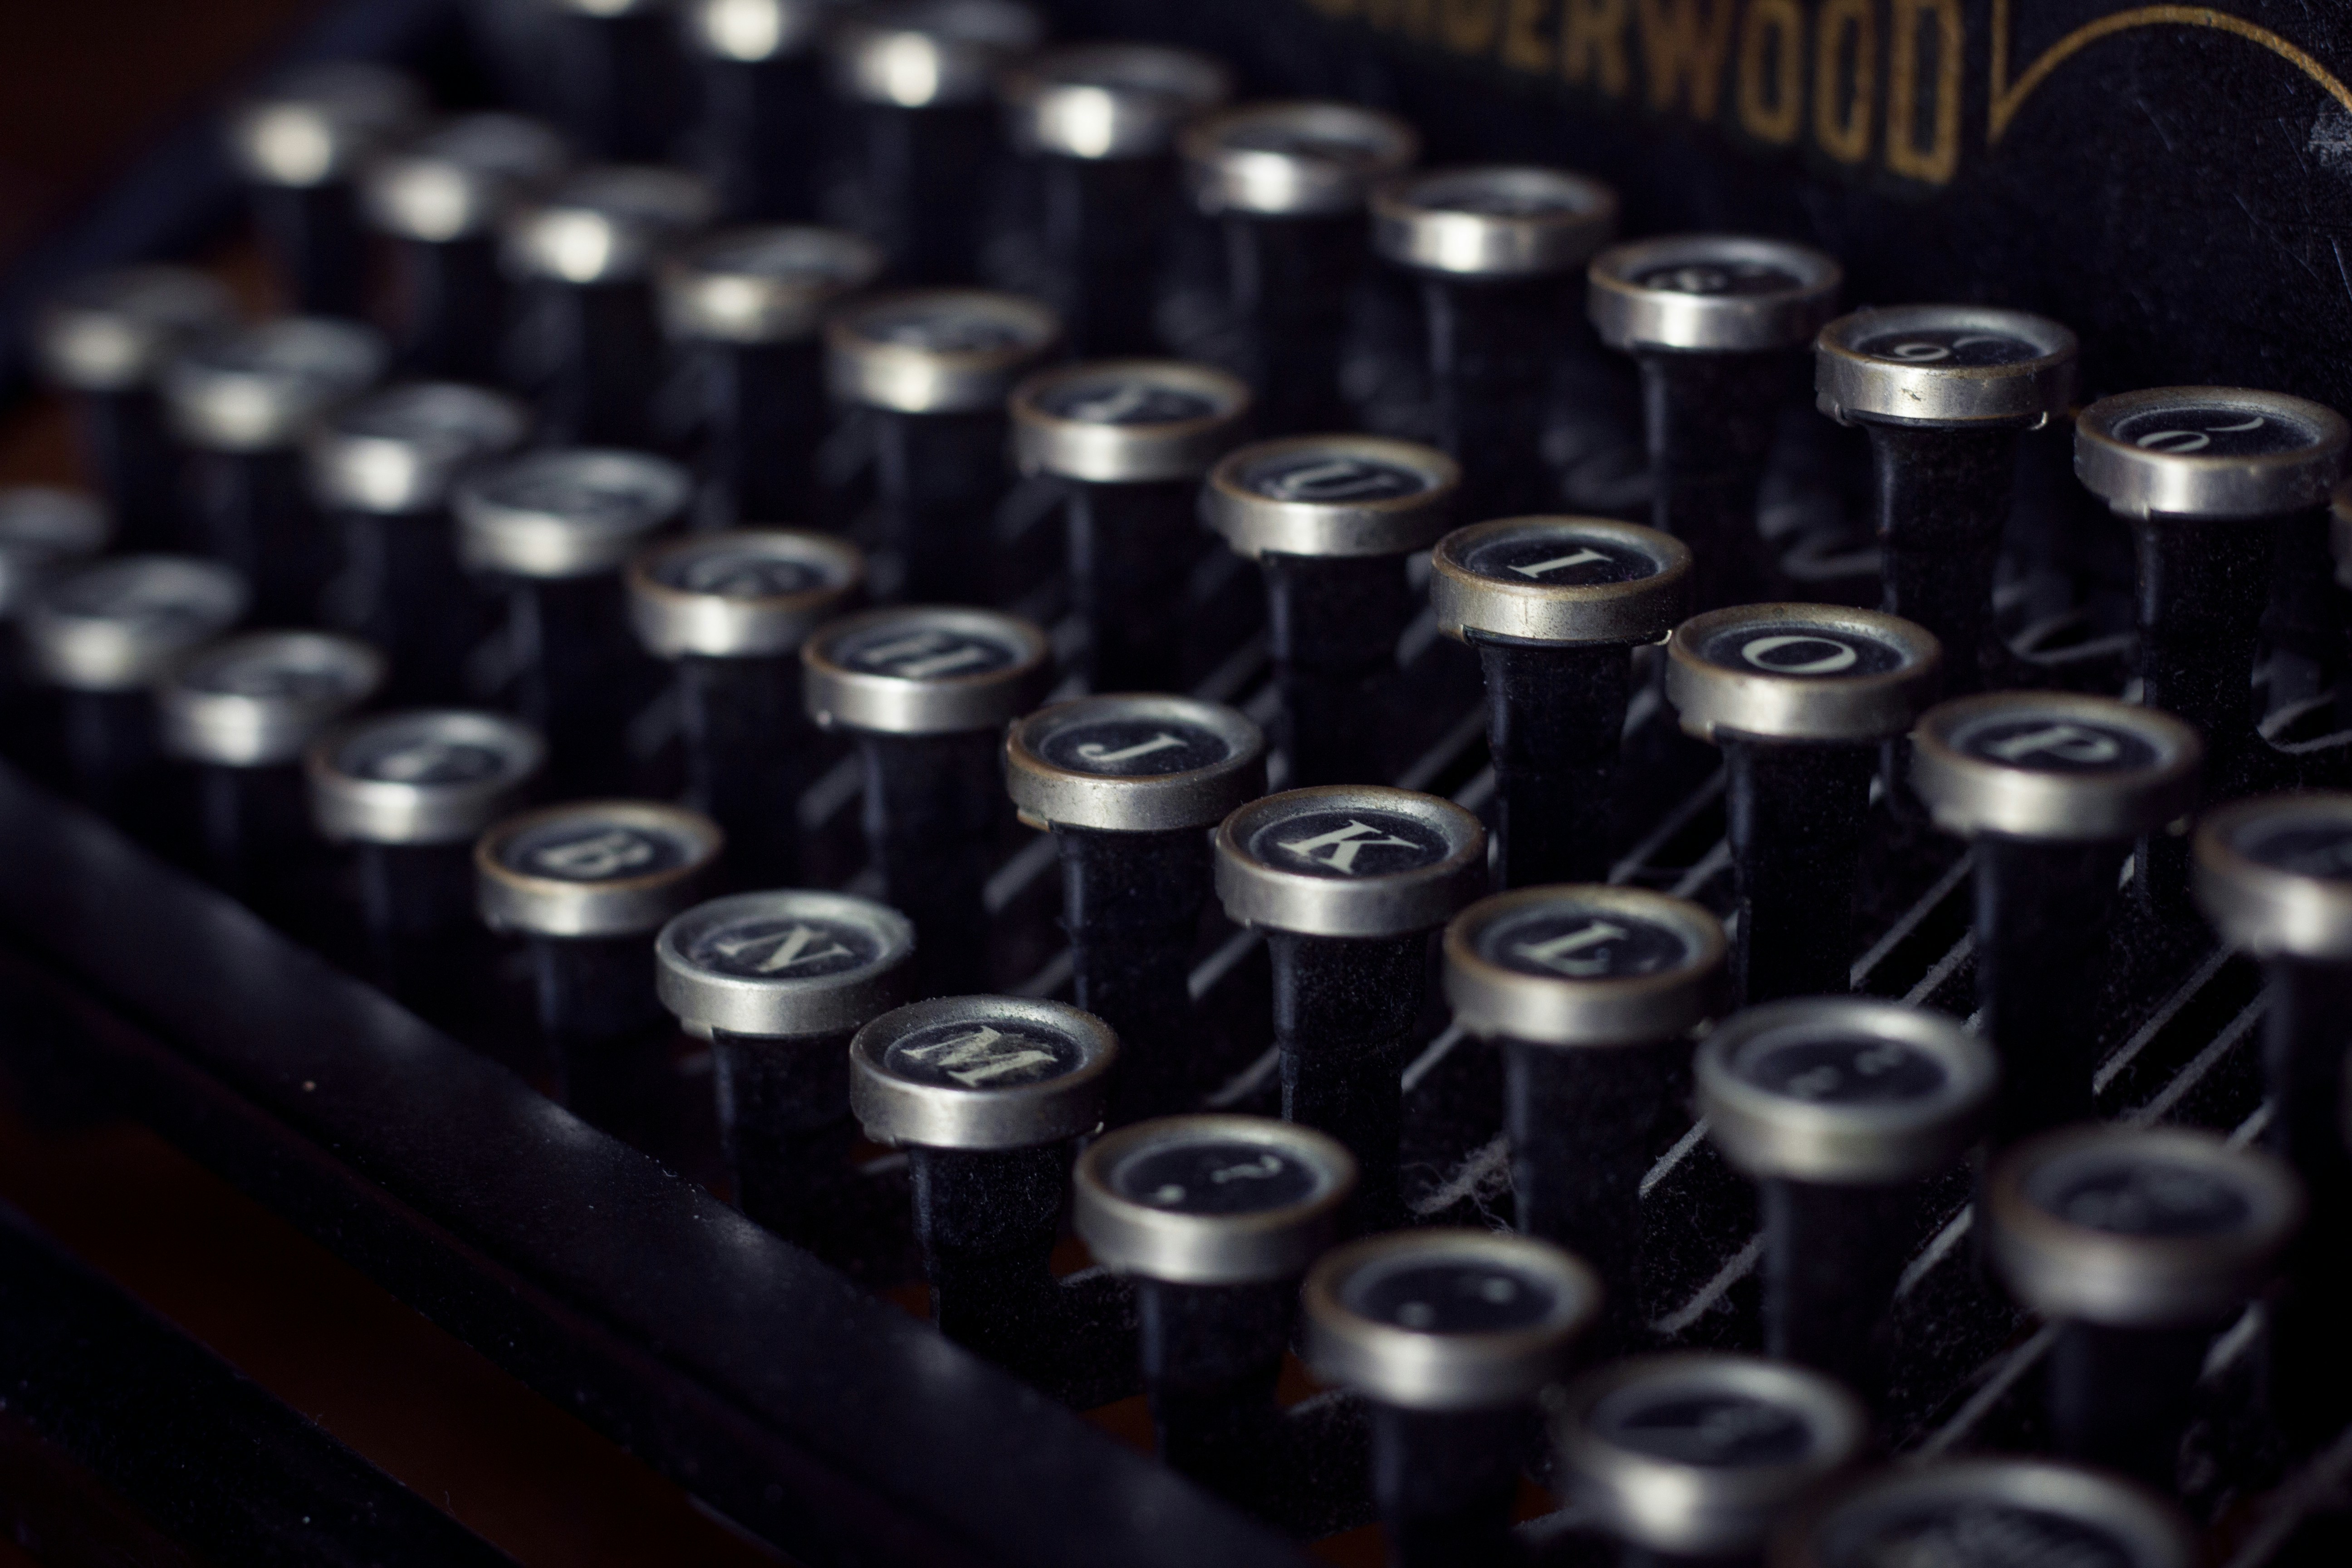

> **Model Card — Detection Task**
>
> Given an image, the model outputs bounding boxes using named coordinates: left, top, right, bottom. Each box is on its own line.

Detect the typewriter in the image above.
left=0, top=1, right=2348, bottom=1564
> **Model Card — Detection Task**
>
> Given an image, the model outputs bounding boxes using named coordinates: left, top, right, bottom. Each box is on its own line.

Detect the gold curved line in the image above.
left=1991, top=6, right=2352, bottom=143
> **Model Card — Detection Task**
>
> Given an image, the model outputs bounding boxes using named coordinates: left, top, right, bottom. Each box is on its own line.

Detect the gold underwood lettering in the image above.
left=1442, top=0, right=1503, bottom=54
left=1500, top=0, right=1556, bottom=72
left=1734, top=0, right=1805, bottom=144
left=1634, top=0, right=1738, bottom=120
left=1813, top=0, right=1877, bottom=164
left=1886, top=0, right=1963, bottom=181
left=1561, top=0, right=1631, bottom=97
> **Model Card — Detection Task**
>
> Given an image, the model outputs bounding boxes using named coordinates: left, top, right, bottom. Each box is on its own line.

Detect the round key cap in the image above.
left=1306, top=1229, right=1602, bottom=1565
left=1667, top=603, right=1940, bottom=1004
left=1008, top=694, right=1264, bottom=1120
left=1375, top=165, right=1618, bottom=517
left=1557, top=1352, right=1867, bottom=1562
left=541, top=0, right=687, bottom=162
left=1206, top=434, right=1459, bottom=787
left=1217, top=785, right=1485, bottom=1225
left=1434, top=516, right=1690, bottom=885
left=1182, top=99, right=1417, bottom=432
left=308, top=709, right=547, bottom=849
left=806, top=607, right=1052, bottom=995
left=830, top=0, right=1048, bottom=284
left=1590, top=235, right=1842, bottom=609
left=1775, top=1459, right=2195, bottom=1568
left=225, top=62, right=421, bottom=317
left=2077, top=387, right=2348, bottom=818
left=1815, top=305, right=2077, bottom=696
left=362, top=113, right=568, bottom=382
left=853, top=995, right=1116, bottom=1369
left=503, top=164, right=720, bottom=287
left=309, top=382, right=531, bottom=705
left=1012, top=359, right=1251, bottom=690
left=1002, top=43, right=1232, bottom=354
left=828, top=288, right=1062, bottom=603
left=629, top=529, right=864, bottom=883
left=1912, top=693, right=2200, bottom=1144
left=0, top=488, right=109, bottom=621
left=680, top=0, right=828, bottom=222
left=1074, top=1113, right=1355, bottom=1500
left=1698, top=998, right=1994, bottom=1400
left=660, top=225, right=883, bottom=526
left=1446, top=887, right=1725, bottom=1334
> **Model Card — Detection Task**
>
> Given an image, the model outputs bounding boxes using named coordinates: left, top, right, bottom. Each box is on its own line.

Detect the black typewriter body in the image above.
left=0, top=3, right=2349, bottom=1566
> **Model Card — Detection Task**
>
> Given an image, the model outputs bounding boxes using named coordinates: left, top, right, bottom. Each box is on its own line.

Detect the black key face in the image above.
left=882, top=1019, right=1083, bottom=1091
left=1037, top=716, right=1233, bottom=777
left=1220, top=123, right=1388, bottom=166
left=1477, top=905, right=1692, bottom=980
left=1249, top=808, right=1451, bottom=879
left=415, top=115, right=556, bottom=178
left=1110, top=1139, right=1324, bottom=1215
left=656, top=547, right=829, bottom=598
left=499, top=820, right=691, bottom=882
left=0, top=494, right=103, bottom=552
left=684, top=915, right=882, bottom=980
left=836, top=624, right=1021, bottom=681
left=1633, top=261, right=1805, bottom=297
left=186, top=647, right=367, bottom=702
left=2230, top=816, right=2352, bottom=881
left=1822, top=1503, right=2138, bottom=1568
left=1239, top=452, right=1434, bottom=505
left=335, top=386, right=497, bottom=446
left=2026, top=1153, right=2254, bottom=1239
left=1589, top=1386, right=1816, bottom=1468
left=1343, top=1258, right=1556, bottom=1334
left=1412, top=174, right=1593, bottom=218
left=199, top=328, right=373, bottom=383
left=2107, top=404, right=2326, bottom=458
left=1458, top=529, right=1657, bottom=588
left=1696, top=622, right=1908, bottom=679
left=697, top=231, right=867, bottom=283
left=1851, top=328, right=2045, bottom=367
left=1730, top=1030, right=1947, bottom=1106
left=50, top=568, right=225, bottom=627
left=341, top=732, right=510, bottom=786
left=857, top=306, right=1036, bottom=355
left=1946, top=714, right=2161, bottom=775
left=1031, top=377, right=1221, bottom=426
left=485, top=469, right=671, bottom=529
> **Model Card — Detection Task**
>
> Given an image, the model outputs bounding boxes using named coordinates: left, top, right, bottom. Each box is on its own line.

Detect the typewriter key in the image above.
left=628, top=528, right=866, bottom=884
left=309, top=382, right=531, bottom=706
left=1007, top=694, right=1266, bottom=1120
left=827, top=288, right=1062, bottom=603
left=1304, top=1230, right=1600, bottom=1567
left=1987, top=1125, right=2300, bottom=1487
left=1666, top=603, right=1941, bottom=1005
left=1445, top=887, right=1725, bottom=1336
left=159, top=631, right=386, bottom=905
left=851, top=995, right=1116, bottom=1365
left=660, top=226, right=884, bottom=528
left=0, top=488, right=108, bottom=624
left=1205, top=434, right=1460, bottom=787
left=32, top=267, right=235, bottom=551
left=657, top=889, right=915, bottom=1247
left=1698, top=998, right=1994, bottom=1401
left=360, top=113, right=568, bottom=382
left=162, top=318, right=389, bottom=623
left=1373, top=165, right=1619, bottom=519
left=1590, top=236, right=1842, bottom=610
left=804, top=606, right=1053, bottom=995
left=1433, top=516, right=1691, bottom=884
left=1815, top=307, right=2077, bottom=695
left=1074, top=1114, right=1353, bottom=1496
left=2076, top=387, right=2348, bottom=805
left=2195, top=791, right=2352, bottom=1445
left=1010, top=358, right=1251, bottom=690
left=681, top=0, right=827, bottom=221
left=829, top=0, right=1048, bottom=285
left=502, top=164, right=718, bottom=447
left=1215, top=786, right=1486, bottom=1227
left=1181, top=100, right=1419, bottom=434
left=223, top=62, right=421, bottom=317
left=1911, top=693, right=2200, bottom=1143
left=1775, top=1460, right=2194, bottom=1568
left=478, top=799, right=723, bottom=1123
left=1557, top=1352, right=1867, bottom=1567
left=456, top=447, right=691, bottom=790
left=1002, top=43, right=1232, bottom=355
left=25, top=556, right=247, bottom=816
left=543, top=0, right=685, bottom=162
